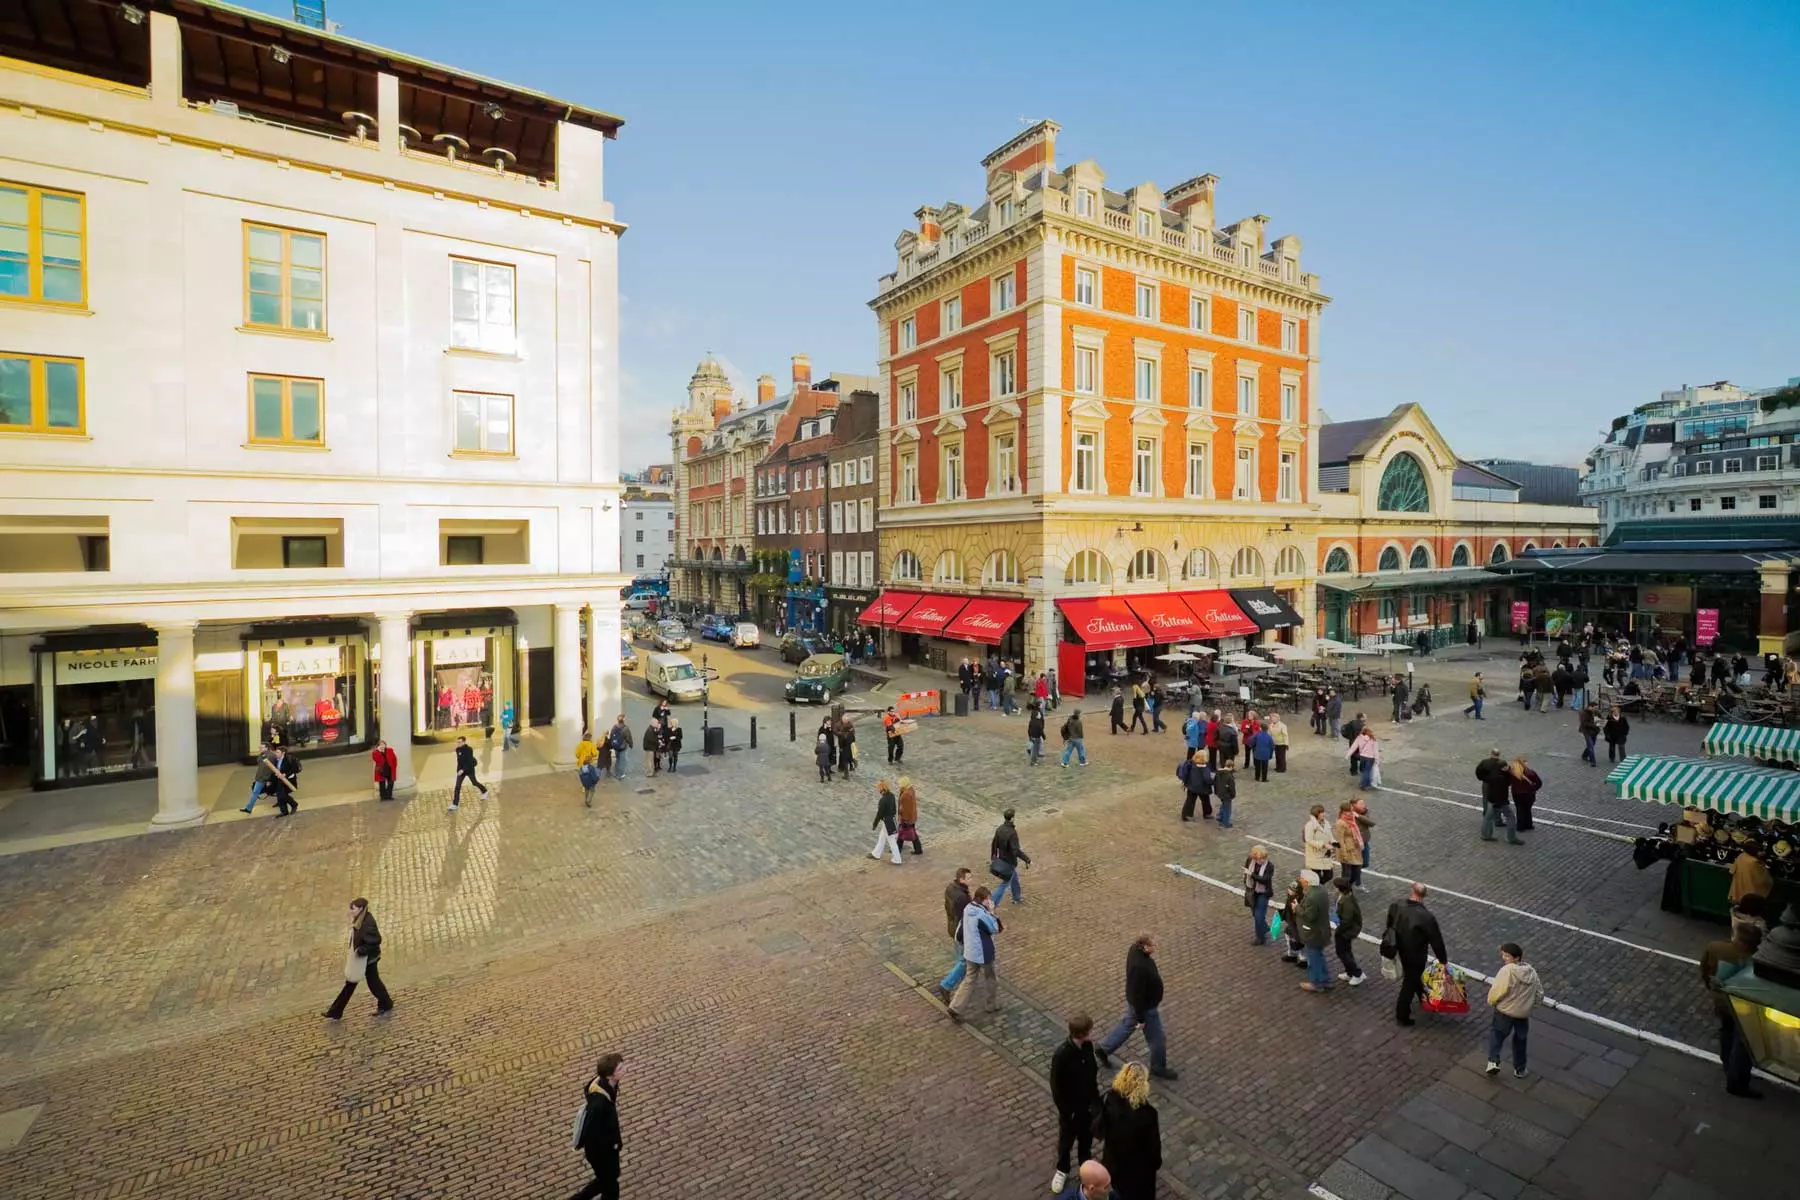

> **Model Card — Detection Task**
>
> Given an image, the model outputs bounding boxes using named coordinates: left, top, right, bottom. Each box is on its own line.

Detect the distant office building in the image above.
left=622, top=498, right=673, bottom=577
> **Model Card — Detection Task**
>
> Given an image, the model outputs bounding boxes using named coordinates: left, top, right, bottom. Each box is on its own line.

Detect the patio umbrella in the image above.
left=1372, top=641, right=1414, bottom=652
left=1221, top=653, right=1275, bottom=669
left=1313, top=638, right=1360, bottom=654
left=1265, top=644, right=1315, bottom=661
left=1173, top=644, right=1218, bottom=655
left=1156, top=652, right=1199, bottom=663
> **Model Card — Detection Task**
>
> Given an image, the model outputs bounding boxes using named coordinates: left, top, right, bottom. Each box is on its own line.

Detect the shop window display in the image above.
left=430, top=637, right=495, bottom=733
left=39, top=646, right=158, bottom=781
left=255, top=643, right=363, bottom=750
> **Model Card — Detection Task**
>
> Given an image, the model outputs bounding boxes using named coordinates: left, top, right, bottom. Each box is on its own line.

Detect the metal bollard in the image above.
left=750, top=715, right=758, bottom=749
left=789, top=711, right=797, bottom=742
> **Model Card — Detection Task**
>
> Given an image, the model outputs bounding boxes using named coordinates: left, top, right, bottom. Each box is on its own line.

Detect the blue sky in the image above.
left=257, top=1, right=1798, bottom=470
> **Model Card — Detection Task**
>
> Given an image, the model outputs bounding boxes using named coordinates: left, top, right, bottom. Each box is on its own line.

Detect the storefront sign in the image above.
left=1510, top=601, right=1530, bottom=633
left=1638, top=586, right=1694, bottom=614
left=1696, top=608, right=1720, bottom=646
left=53, top=648, right=157, bottom=686
left=276, top=645, right=343, bottom=678
left=431, top=636, right=488, bottom=666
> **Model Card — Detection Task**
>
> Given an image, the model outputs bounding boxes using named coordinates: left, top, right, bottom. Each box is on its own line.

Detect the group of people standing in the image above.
left=958, top=656, right=1056, bottom=716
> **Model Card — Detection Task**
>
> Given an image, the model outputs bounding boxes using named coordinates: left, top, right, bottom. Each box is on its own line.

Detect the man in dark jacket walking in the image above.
left=1177, top=750, right=1212, bottom=822
left=1049, top=1014, right=1102, bottom=1194
left=1109, top=689, right=1127, bottom=735
left=1475, top=748, right=1521, bottom=844
left=266, top=746, right=301, bottom=817
left=990, top=809, right=1031, bottom=904
left=1385, top=883, right=1449, bottom=1026
left=936, top=867, right=974, bottom=1001
left=450, top=736, right=487, bottom=810
left=1096, top=934, right=1178, bottom=1079
left=570, top=1052, right=625, bottom=1200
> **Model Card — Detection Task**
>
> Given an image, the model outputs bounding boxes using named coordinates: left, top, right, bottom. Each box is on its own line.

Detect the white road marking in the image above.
left=1401, top=778, right=1668, bottom=829
left=1237, top=836, right=1701, bottom=965
left=1377, top=785, right=1639, bottom=844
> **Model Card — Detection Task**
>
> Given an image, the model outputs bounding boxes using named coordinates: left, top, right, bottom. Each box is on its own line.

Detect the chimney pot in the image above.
left=791, top=354, right=812, bottom=386
left=757, top=373, right=776, bottom=403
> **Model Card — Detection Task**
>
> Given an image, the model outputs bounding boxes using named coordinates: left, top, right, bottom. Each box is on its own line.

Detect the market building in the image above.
left=865, top=120, right=1325, bottom=696
left=0, top=2, right=628, bottom=816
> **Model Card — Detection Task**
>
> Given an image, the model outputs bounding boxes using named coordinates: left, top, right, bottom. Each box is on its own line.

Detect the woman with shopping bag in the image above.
left=1348, top=726, right=1381, bottom=790
left=322, top=897, right=393, bottom=1020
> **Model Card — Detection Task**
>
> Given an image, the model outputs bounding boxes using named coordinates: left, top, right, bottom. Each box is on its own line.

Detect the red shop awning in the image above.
left=1176, top=590, right=1262, bottom=638
left=1125, top=594, right=1214, bottom=644
left=943, top=597, right=1029, bottom=644
left=1056, top=597, right=1153, bottom=650
left=894, top=593, right=970, bottom=635
left=858, top=592, right=921, bottom=626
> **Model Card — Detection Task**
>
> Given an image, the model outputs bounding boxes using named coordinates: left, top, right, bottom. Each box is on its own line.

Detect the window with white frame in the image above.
left=899, top=451, right=918, bottom=502
left=1076, top=187, right=1095, bottom=217
left=1279, top=451, right=1298, bottom=501
left=1128, top=548, right=1165, bottom=582
left=803, top=508, right=813, bottom=533
left=901, top=317, right=916, bottom=349
left=993, top=273, right=1016, bottom=311
left=1237, top=375, right=1256, bottom=415
left=1696, top=460, right=1714, bottom=474
left=829, top=463, right=841, bottom=488
left=942, top=442, right=964, bottom=500
left=1281, top=318, right=1298, bottom=352
left=985, top=549, right=1020, bottom=585
left=778, top=507, right=787, bottom=533
left=942, top=296, right=961, bottom=333
left=830, top=551, right=843, bottom=583
left=1137, top=211, right=1152, bottom=237
left=1190, top=295, right=1210, bottom=332
left=994, top=432, right=1018, bottom=493
left=1725, top=459, right=1743, bottom=474
left=1135, top=281, right=1156, bottom=319
left=843, top=554, right=859, bottom=586
left=451, top=259, right=516, bottom=354
left=1183, top=548, right=1214, bottom=580
left=860, top=498, right=873, bottom=528
left=1238, top=305, right=1256, bottom=342
left=900, top=381, right=917, bottom=422
left=1073, top=430, right=1099, bottom=493
left=844, top=501, right=858, bottom=533
left=1135, top=357, right=1157, bottom=403
left=935, top=550, right=964, bottom=584
left=1275, top=546, right=1304, bottom=577
left=997, top=199, right=1015, bottom=225
left=861, top=550, right=875, bottom=581
left=1075, top=267, right=1097, bottom=307
left=1379, top=597, right=1398, bottom=625
left=1235, top=445, right=1257, bottom=500
left=756, top=508, right=766, bottom=535
left=942, top=366, right=962, bottom=409
left=1758, top=454, right=1779, bottom=471
left=1280, top=383, right=1297, bottom=423
left=1186, top=442, right=1209, bottom=497
left=1065, top=549, right=1109, bottom=585
left=829, top=501, right=842, bottom=533
left=817, top=504, right=824, bottom=528
left=1189, top=366, right=1210, bottom=408
left=894, top=550, right=922, bottom=581
left=860, top=456, right=873, bottom=483
left=992, top=349, right=1017, bottom=397
left=1133, top=437, right=1157, bottom=496
left=1075, top=346, right=1099, bottom=394
left=1230, top=546, right=1262, bottom=578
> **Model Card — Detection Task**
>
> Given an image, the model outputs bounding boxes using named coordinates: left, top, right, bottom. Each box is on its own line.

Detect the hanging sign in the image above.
left=1638, top=586, right=1694, bottom=614
left=54, top=648, right=157, bottom=686
left=431, top=636, right=488, bottom=666
left=1695, top=609, right=1720, bottom=647
left=1510, top=601, right=1530, bottom=633
left=276, top=645, right=343, bottom=677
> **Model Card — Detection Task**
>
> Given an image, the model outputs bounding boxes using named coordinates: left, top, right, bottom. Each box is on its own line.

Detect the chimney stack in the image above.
left=757, top=373, right=776, bottom=403
left=713, top=394, right=732, bottom=422
left=915, top=205, right=942, bottom=244
left=791, top=353, right=812, bottom=387
left=981, top=119, right=1060, bottom=190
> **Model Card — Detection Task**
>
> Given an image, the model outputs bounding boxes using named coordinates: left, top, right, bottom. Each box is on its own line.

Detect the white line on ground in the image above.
left=1164, top=863, right=1798, bottom=1093
left=1240, top=836, right=1702, bottom=965
left=1378, top=786, right=1638, bottom=844
left=1402, top=778, right=1669, bottom=828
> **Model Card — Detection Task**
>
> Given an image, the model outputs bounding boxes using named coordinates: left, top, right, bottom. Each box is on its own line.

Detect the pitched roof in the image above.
left=1317, top=416, right=1392, bottom=465
left=1471, top=460, right=1584, bottom=507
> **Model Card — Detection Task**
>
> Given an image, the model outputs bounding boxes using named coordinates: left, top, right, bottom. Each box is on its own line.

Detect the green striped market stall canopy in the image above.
left=1703, top=721, right=1800, bottom=766
left=1607, top=754, right=1800, bottom=821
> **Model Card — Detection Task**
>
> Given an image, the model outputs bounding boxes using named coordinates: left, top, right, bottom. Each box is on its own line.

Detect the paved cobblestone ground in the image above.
left=0, top=647, right=1761, bottom=1197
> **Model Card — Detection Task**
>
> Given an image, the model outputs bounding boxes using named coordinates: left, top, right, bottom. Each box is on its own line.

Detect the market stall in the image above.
left=1610, top=752, right=1800, bottom=921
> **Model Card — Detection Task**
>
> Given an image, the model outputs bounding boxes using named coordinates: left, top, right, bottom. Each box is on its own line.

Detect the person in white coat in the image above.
left=1302, top=805, right=1336, bottom=887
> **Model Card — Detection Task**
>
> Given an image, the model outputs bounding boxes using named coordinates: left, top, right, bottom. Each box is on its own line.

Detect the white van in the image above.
left=644, top=652, right=709, bottom=702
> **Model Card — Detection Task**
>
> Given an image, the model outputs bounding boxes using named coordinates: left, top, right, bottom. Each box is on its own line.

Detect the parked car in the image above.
left=731, top=622, right=761, bottom=649
left=624, top=591, right=662, bottom=611
left=644, top=653, right=715, bottom=702
left=699, top=617, right=736, bottom=643
left=654, top=621, right=692, bottom=652
left=778, top=630, right=829, bottom=664
left=620, top=639, right=639, bottom=671
left=784, top=653, right=848, bottom=705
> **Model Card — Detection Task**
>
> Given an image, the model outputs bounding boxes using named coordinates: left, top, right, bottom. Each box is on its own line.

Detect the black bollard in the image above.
left=789, top=710, right=797, bottom=742
left=750, top=715, right=758, bottom=749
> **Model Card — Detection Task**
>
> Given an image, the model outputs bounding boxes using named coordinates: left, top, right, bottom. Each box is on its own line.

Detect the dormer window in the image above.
left=1076, top=188, right=1095, bottom=217
left=1137, top=211, right=1152, bottom=237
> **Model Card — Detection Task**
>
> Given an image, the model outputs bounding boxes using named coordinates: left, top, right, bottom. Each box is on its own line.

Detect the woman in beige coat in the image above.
left=1302, top=805, right=1335, bottom=886
left=1333, top=800, right=1365, bottom=887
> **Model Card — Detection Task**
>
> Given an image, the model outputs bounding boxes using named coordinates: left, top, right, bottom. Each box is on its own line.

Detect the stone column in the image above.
left=376, top=612, right=416, bottom=794
left=149, top=621, right=203, bottom=828
left=1756, top=563, right=1790, bottom=657
left=587, top=597, right=625, bottom=739
left=554, top=603, right=583, bottom=764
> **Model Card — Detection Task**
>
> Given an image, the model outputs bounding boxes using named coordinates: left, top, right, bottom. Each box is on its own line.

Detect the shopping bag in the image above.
left=1420, top=961, right=1470, bottom=1014
left=1380, top=956, right=1400, bottom=982
left=345, top=952, right=368, bottom=984
left=570, top=1103, right=587, bottom=1150
left=1369, top=762, right=1383, bottom=788
left=1268, top=912, right=1283, bottom=940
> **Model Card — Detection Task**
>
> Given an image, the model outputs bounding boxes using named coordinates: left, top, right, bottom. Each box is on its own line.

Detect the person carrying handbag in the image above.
left=323, top=898, right=393, bottom=1019
left=569, top=1054, right=626, bottom=1200
left=989, top=808, right=1031, bottom=904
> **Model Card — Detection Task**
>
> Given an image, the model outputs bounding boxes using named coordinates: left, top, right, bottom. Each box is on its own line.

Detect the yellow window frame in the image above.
left=0, top=351, right=86, bottom=434
left=246, top=373, right=326, bottom=446
left=243, top=222, right=328, bottom=334
left=0, top=181, right=87, bottom=309
left=451, top=389, right=516, bottom=456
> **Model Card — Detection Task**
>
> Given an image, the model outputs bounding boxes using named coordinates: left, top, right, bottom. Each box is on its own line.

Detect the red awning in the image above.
left=1176, top=590, right=1261, bottom=637
left=1056, top=597, right=1153, bottom=650
left=943, top=597, right=1029, bottom=644
left=858, top=592, right=921, bottom=626
left=1125, top=594, right=1214, bottom=644
left=894, top=593, right=970, bottom=635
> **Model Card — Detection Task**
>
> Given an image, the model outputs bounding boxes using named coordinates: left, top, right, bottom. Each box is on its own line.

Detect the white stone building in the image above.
left=621, top=497, right=674, bottom=578
left=0, top=2, right=627, bottom=823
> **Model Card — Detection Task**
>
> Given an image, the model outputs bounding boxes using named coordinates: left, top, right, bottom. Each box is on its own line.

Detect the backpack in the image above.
left=1059, top=719, right=1072, bottom=742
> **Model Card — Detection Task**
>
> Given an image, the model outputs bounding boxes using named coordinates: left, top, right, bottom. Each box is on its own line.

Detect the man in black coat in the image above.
left=572, top=1052, right=625, bottom=1200
left=1095, top=934, right=1178, bottom=1079
left=266, top=746, right=302, bottom=817
left=1385, top=883, right=1449, bottom=1026
left=1342, top=712, right=1365, bottom=775
left=450, top=736, right=487, bottom=810
left=990, top=809, right=1031, bottom=904
left=1049, top=1015, right=1102, bottom=1194
left=1474, top=748, right=1521, bottom=844
left=1109, top=689, right=1127, bottom=735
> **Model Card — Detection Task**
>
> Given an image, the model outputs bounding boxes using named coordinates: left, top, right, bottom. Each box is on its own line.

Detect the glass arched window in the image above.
left=1489, top=543, right=1509, bottom=564
left=934, top=550, right=964, bottom=584
left=1409, top=544, right=1431, bottom=570
left=1065, top=549, right=1110, bottom=585
left=1450, top=543, right=1471, bottom=568
left=984, top=550, right=1020, bottom=585
left=1183, top=548, right=1215, bottom=580
left=1377, top=452, right=1430, bottom=513
left=1378, top=546, right=1402, bottom=571
left=1230, top=547, right=1263, bottom=578
left=893, top=550, right=922, bottom=581
left=1274, top=546, right=1305, bottom=577
left=1127, top=549, right=1166, bottom=582
left=1522, top=542, right=1538, bottom=554
left=1552, top=540, right=1565, bottom=549
left=1323, top=547, right=1353, bottom=574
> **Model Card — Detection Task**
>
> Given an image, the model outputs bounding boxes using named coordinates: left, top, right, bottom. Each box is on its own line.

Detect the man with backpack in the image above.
left=607, top=714, right=633, bottom=780
left=1059, top=709, right=1087, bottom=767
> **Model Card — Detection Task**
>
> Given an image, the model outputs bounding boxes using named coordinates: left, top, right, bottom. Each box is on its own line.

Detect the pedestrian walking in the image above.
left=369, top=740, right=398, bottom=801
left=1247, top=723, right=1275, bottom=782
left=1149, top=681, right=1167, bottom=733
left=1270, top=714, right=1290, bottom=773
left=1349, top=725, right=1380, bottom=789
left=1128, top=683, right=1150, bottom=735
left=884, top=706, right=904, bottom=764
left=1577, top=705, right=1600, bottom=765
left=1303, top=804, right=1336, bottom=886
left=568, top=1053, right=625, bottom=1200
left=1094, top=1063, right=1162, bottom=1200
left=1509, top=757, right=1542, bottom=831
left=935, top=867, right=974, bottom=1001
left=1297, top=871, right=1334, bottom=993
left=1002, top=668, right=1019, bottom=716
left=1278, top=873, right=1307, bottom=968
left=1332, top=877, right=1367, bottom=987
left=1342, top=712, right=1365, bottom=776
left=1700, top=923, right=1765, bottom=1099
left=608, top=715, right=632, bottom=779
left=267, top=745, right=301, bottom=816
left=1464, top=672, right=1486, bottom=719
left=1177, top=749, right=1212, bottom=822
left=1213, top=760, right=1237, bottom=827
left=870, top=778, right=902, bottom=864
left=448, top=736, right=487, bottom=810
left=1477, top=750, right=1523, bottom=846
left=835, top=715, right=856, bottom=780
left=1603, top=705, right=1630, bottom=764
left=1325, top=690, right=1343, bottom=739
left=1060, top=709, right=1088, bottom=767
left=947, top=886, right=1002, bottom=1021
left=1353, top=797, right=1374, bottom=881
left=575, top=728, right=601, bottom=807
left=321, top=897, right=393, bottom=1019
left=1484, top=942, right=1542, bottom=1078
left=242, top=742, right=276, bottom=813
left=1027, top=704, right=1047, bottom=766
left=1110, top=688, right=1128, bottom=736
left=1391, top=675, right=1410, bottom=724
left=989, top=808, right=1031, bottom=904
left=1384, top=883, right=1449, bottom=1026
left=664, top=718, right=683, bottom=772
left=1518, top=660, right=1536, bottom=709
left=1244, top=846, right=1275, bottom=944
left=815, top=730, right=834, bottom=782
left=1049, top=1015, right=1102, bottom=1194
left=897, top=776, right=923, bottom=855
left=1333, top=800, right=1364, bottom=887
left=1096, top=935, right=1179, bottom=1079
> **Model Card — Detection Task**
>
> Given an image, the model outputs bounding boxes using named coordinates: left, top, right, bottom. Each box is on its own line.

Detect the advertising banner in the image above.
left=1510, top=600, right=1530, bottom=633
left=1544, top=609, right=1573, bottom=638
left=1638, top=586, right=1694, bottom=614
left=53, top=648, right=157, bottom=686
left=1695, top=608, right=1720, bottom=647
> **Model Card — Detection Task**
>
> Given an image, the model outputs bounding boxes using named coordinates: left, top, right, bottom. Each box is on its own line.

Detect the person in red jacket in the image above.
left=1238, top=710, right=1262, bottom=756
left=371, top=739, right=399, bottom=801
left=1203, top=710, right=1221, bottom=769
